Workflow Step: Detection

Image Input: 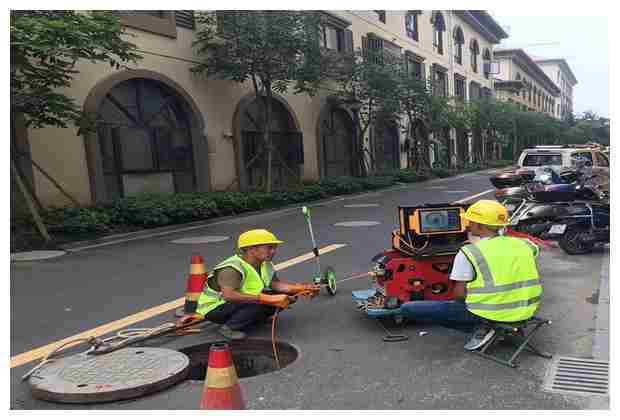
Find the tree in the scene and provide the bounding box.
[393,58,432,170]
[10,11,141,243]
[11,11,141,130]
[192,11,330,192]
[332,46,402,175]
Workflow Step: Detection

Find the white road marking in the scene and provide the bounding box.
[452,189,494,203]
[334,221,381,227]
[343,204,380,208]
[170,236,230,244]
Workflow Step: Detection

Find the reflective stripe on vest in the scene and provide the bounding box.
[463,244,542,294]
[195,255,274,316]
[462,236,542,322]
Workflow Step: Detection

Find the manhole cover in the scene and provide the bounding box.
[28,347,189,403]
[544,356,609,396]
[181,339,299,380]
[11,250,67,261]
[334,221,381,227]
[171,236,230,244]
[343,204,380,208]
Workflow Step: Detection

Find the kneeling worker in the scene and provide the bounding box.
[179,229,320,340]
[406,200,542,350]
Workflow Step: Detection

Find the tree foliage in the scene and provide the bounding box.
[10,11,141,131]
[192,10,331,191]
[331,47,402,175]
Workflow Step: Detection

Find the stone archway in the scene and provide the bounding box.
[232,94,303,191]
[317,103,356,178]
[82,70,209,203]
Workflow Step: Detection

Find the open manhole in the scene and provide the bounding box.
[180,339,299,380]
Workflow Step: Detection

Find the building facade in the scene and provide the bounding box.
[534,58,577,120]
[493,49,561,118]
[12,10,507,208]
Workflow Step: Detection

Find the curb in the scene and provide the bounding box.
[592,247,609,360]
[55,167,507,253]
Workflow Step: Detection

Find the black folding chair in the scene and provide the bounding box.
[472,316,553,368]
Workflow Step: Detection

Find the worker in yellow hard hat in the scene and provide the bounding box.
[403,200,542,350]
[178,229,320,340]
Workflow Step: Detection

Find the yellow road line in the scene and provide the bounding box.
[10,243,347,369]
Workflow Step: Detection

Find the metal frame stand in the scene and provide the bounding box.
[472,317,553,368]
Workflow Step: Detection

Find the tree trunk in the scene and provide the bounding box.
[11,157,51,242]
[15,151,81,207]
[262,88,273,193]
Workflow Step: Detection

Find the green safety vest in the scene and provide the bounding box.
[196,255,275,316]
[461,236,542,322]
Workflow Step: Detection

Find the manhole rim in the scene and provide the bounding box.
[180,338,303,382]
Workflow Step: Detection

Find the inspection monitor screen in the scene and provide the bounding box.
[418,208,461,233]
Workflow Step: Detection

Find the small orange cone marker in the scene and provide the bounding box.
[200,343,245,410]
[177,255,208,317]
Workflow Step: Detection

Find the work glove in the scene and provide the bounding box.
[288,283,321,297]
[176,313,204,328]
[259,293,292,309]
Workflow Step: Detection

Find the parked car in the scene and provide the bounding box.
[515,145,610,193]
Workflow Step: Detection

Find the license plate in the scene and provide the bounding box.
[548,224,566,235]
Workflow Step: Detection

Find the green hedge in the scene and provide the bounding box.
[11,163,512,251]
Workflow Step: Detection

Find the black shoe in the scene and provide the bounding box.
[219,325,246,340]
[464,327,495,351]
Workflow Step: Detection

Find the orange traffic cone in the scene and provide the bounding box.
[200,343,245,410]
[176,255,208,317]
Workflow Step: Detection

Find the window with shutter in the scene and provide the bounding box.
[116,10,177,38]
[405,11,421,41]
[175,11,195,29]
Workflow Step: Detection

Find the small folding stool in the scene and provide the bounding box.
[472,316,553,368]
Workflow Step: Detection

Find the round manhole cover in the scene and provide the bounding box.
[171,236,230,244]
[334,221,381,227]
[11,250,67,261]
[28,347,189,403]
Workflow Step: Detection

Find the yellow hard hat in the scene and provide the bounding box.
[238,229,284,249]
[462,200,510,226]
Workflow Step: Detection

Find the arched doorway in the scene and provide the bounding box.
[374,121,400,172]
[319,106,356,178]
[237,96,303,190]
[93,78,198,200]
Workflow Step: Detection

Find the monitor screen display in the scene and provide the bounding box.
[418,208,461,233]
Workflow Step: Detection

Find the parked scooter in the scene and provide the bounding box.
[507,199,609,255]
[497,166,606,206]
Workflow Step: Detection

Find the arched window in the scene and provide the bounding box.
[453,26,464,65]
[470,39,480,73]
[405,11,421,41]
[482,48,491,79]
[431,11,445,55]
[96,78,197,199]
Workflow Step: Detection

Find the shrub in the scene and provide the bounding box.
[44,207,113,234]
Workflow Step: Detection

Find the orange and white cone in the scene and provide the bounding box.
[176,255,208,317]
[200,343,245,410]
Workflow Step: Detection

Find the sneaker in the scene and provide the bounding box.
[464,327,495,351]
[219,325,246,340]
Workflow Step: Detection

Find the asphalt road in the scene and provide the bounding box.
[10,169,609,410]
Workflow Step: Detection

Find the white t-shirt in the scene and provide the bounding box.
[449,236,493,282]
[449,250,475,282]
